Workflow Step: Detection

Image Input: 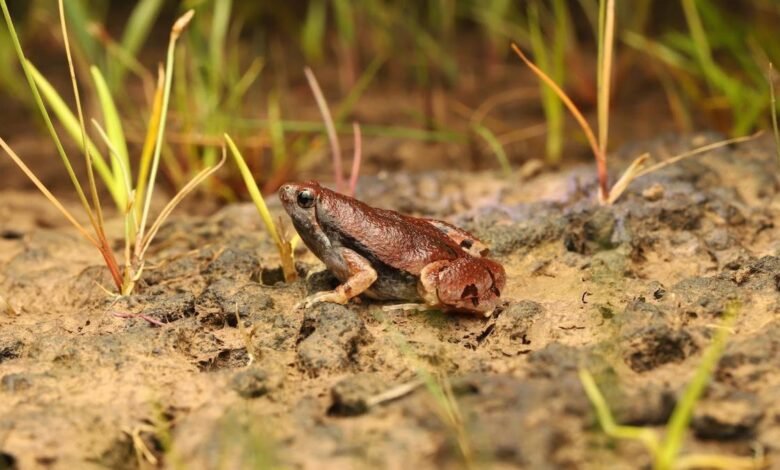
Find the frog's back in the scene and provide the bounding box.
[316,188,463,275]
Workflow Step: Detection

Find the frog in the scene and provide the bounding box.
[278,181,506,316]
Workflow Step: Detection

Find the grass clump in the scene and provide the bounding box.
[0,2,222,296]
[580,302,767,470]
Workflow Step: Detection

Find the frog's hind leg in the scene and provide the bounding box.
[419,257,505,316]
[301,248,377,308]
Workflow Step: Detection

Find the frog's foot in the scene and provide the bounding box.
[297,248,378,309]
[381,303,430,312]
[419,256,506,316]
[297,290,351,309]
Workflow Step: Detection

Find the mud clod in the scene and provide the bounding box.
[141,291,196,323]
[667,275,739,319]
[297,303,372,376]
[0,452,18,470]
[0,334,22,363]
[196,280,274,326]
[305,269,340,295]
[231,367,272,398]
[203,247,261,281]
[623,324,697,373]
[692,392,763,440]
[328,373,388,416]
[492,300,544,354]
[198,348,250,372]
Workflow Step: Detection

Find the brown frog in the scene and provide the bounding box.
[279,181,506,316]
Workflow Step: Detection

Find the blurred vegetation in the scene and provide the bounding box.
[0,0,778,198]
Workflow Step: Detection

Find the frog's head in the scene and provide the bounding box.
[279,181,329,249]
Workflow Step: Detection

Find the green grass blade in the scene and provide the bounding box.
[225,133,296,282]
[91,66,131,194]
[114,0,165,89]
[656,302,739,469]
[579,369,660,454]
[26,62,121,207]
[335,54,386,123]
[528,2,564,163]
[210,0,232,92]
[473,124,511,176]
[302,0,327,63]
[268,91,287,172]
[224,133,281,248]
[333,0,355,44]
[62,0,100,64]
[0,0,96,216]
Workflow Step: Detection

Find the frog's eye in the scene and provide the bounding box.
[296,189,316,208]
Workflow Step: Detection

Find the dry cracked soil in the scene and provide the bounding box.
[1,133,780,469]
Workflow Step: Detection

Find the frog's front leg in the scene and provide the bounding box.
[302,248,378,308]
[418,256,506,316]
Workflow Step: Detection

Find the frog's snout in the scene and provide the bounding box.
[278,183,296,206]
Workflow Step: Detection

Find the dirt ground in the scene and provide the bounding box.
[1,132,779,469]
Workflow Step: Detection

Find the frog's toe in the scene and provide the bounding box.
[299,290,350,309]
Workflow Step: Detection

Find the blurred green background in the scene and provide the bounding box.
[1,0,778,199]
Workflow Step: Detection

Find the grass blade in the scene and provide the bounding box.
[209,0,232,92]
[606,153,649,205]
[26,63,119,205]
[135,67,165,223]
[115,0,164,88]
[528,2,565,163]
[224,134,296,282]
[579,368,660,454]
[0,139,97,246]
[301,0,327,63]
[224,134,280,248]
[137,10,194,250]
[348,122,362,196]
[268,91,287,172]
[91,66,131,195]
[473,124,511,176]
[139,152,226,259]
[59,0,107,234]
[0,0,98,217]
[634,133,761,179]
[511,43,609,201]
[58,0,123,292]
[597,0,615,157]
[655,302,739,468]
[304,67,344,192]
